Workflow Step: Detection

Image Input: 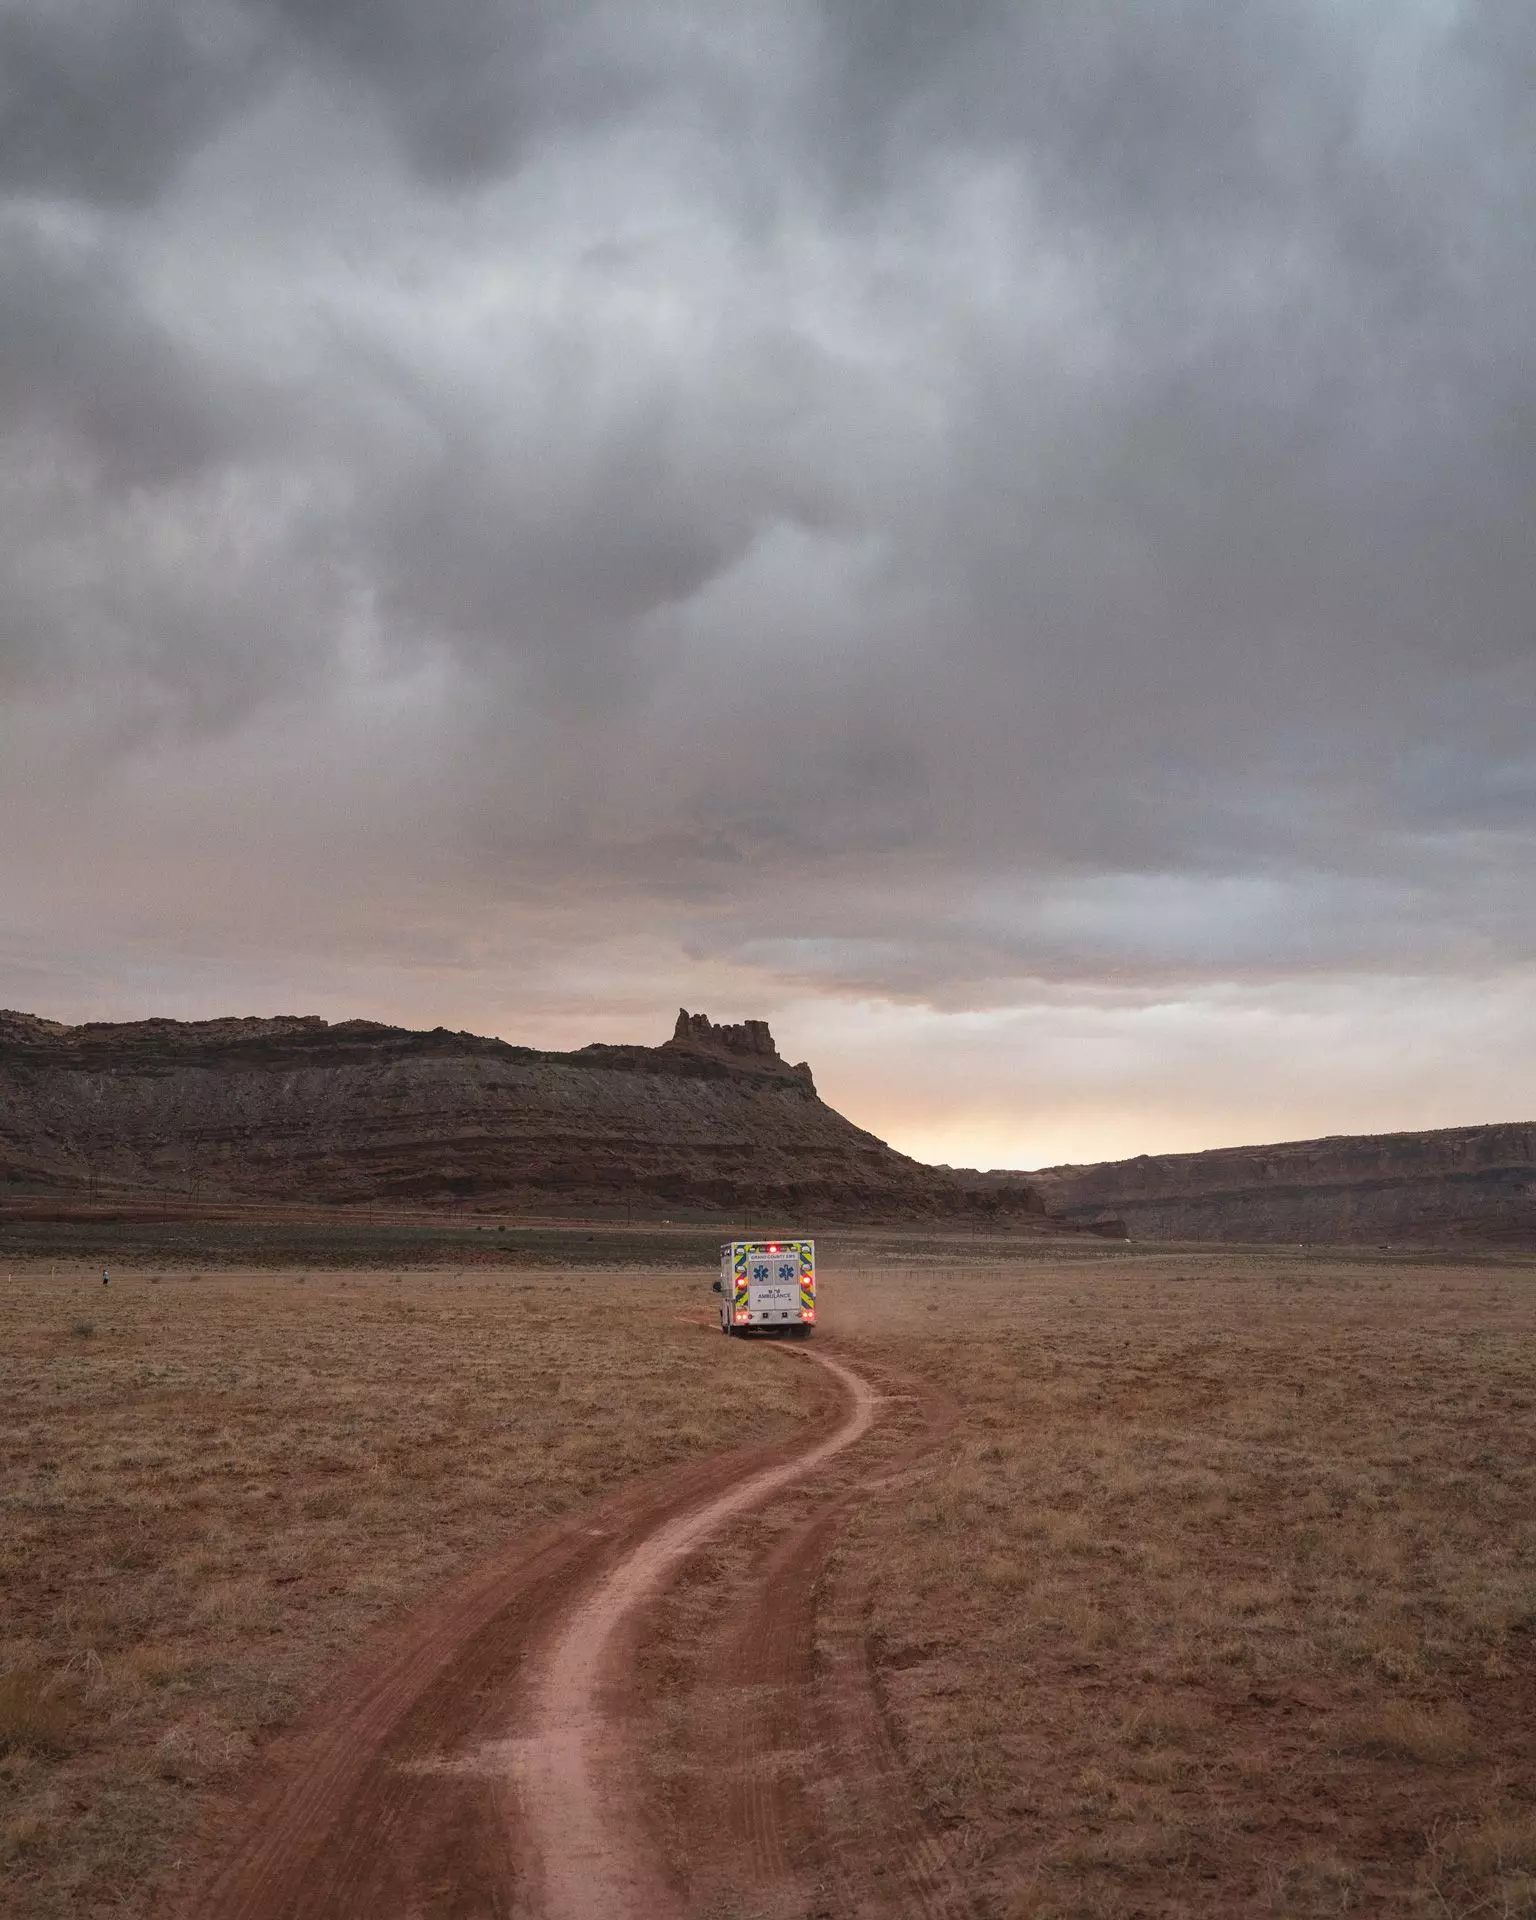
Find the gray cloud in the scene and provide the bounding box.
[0,0,270,204]
[0,217,241,483]
[814,0,1346,222]
[263,0,561,181]
[3,0,1535,1157]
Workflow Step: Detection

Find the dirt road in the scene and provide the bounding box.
[184,1339,965,1920]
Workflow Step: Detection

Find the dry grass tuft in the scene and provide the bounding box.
[0,1669,77,1757]
[1331,1699,1478,1766]
[1,1813,56,1869]
[1443,1809,1536,1877]
[153,1715,255,1785]
[1258,1850,1360,1916]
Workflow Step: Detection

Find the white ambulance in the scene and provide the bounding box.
[715,1239,815,1334]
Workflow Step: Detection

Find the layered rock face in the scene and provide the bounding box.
[1028,1123,1536,1246]
[0,1006,1051,1221]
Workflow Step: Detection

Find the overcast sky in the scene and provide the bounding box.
[4,0,1535,1168]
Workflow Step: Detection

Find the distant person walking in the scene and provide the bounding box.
[102,1269,110,1286]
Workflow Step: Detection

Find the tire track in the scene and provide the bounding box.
[510,1350,878,1920]
[635,1358,974,1920]
[178,1345,882,1920]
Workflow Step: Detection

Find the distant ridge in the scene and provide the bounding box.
[1025,1121,1536,1247]
[0,1006,1055,1224]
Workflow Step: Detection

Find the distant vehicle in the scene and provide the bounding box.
[713,1239,815,1335]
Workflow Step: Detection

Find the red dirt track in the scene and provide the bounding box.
[183,1339,966,1920]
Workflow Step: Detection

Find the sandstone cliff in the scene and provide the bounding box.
[0,1006,1051,1222]
[1027,1122,1536,1246]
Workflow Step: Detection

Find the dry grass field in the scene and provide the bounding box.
[823,1251,1536,1918]
[5,1232,1534,1919]
[0,1258,818,1919]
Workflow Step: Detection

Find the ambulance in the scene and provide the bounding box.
[715,1239,815,1334]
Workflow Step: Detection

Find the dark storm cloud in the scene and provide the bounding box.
[815,0,1344,223]
[0,0,636,209]
[4,0,1536,1100]
[0,0,269,205]
[0,217,239,484]
[264,0,561,181]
